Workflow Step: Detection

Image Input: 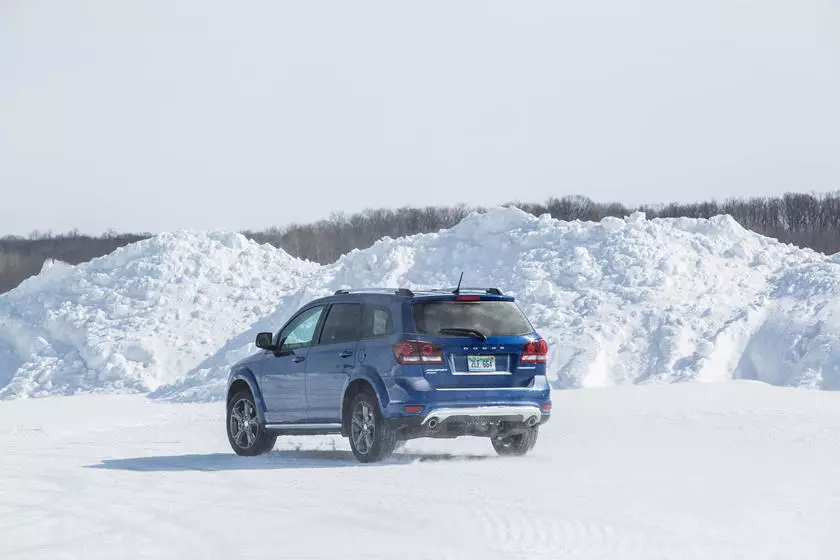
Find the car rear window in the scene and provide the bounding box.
[412,300,533,337]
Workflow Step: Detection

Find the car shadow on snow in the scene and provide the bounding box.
[86,449,496,472]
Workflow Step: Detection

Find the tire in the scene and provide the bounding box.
[347,391,397,463]
[227,390,277,456]
[491,426,539,456]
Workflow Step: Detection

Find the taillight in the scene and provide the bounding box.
[521,339,548,363]
[393,340,444,364]
[455,295,481,301]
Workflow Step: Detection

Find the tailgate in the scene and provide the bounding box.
[410,297,539,389]
[424,337,533,389]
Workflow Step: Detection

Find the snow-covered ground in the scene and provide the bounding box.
[0,231,319,398]
[2,382,839,560]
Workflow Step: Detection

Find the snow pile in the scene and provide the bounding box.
[156,207,831,402]
[736,259,840,390]
[0,231,320,398]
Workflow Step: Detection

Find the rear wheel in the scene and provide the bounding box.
[347,392,397,463]
[491,426,539,456]
[227,390,276,456]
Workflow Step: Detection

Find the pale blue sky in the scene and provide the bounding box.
[1,0,838,235]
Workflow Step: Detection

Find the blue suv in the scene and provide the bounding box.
[225,287,551,462]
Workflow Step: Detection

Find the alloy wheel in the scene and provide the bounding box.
[351,401,376,455]
[230,398,259,449]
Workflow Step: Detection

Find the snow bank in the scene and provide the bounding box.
[155,207,833,402]
[0,231,320,398]
[735,259,840,390]
[6,208,838,402]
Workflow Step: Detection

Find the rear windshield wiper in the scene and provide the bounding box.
[438,328,487,341]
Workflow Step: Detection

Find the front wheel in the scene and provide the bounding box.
[491,426,539,456]
[347,392,397,463]
[227,390,276,456]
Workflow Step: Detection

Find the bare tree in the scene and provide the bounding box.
[3,192,840,294]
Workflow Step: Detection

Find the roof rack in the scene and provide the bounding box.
[428,287,505,296]
[334,288,415,297]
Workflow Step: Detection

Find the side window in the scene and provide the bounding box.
[278,306,324,351]
[319,304,362,345]
[361,305,394,339]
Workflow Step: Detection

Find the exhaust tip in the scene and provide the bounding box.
[527,416,538,427]
[427,417,439,430]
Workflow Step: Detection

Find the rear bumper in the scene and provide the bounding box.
[386,404,550,440]
[379,374,551,440]
[381,375,552,419]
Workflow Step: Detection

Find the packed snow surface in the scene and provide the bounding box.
[0,231,319,398]
[2,382,839,559]
[156,207,840,402]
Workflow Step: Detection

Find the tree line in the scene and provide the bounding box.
[2,192,839,294]
[0,232,147,294]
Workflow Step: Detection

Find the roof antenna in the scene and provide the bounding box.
[454,271,464,294]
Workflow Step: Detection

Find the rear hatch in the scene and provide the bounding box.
[411,297,542,389]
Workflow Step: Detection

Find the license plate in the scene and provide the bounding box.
[467,355,496,372]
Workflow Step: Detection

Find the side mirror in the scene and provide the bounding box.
[255,332,275,350]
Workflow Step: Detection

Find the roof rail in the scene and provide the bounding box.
[428,287,505,295]
[333,288,415,297]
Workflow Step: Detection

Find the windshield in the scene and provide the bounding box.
[412,300,533,337]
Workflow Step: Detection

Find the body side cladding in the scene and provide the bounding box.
[227,366,267,424]
[342,368,390,410]
[338,368,391,435]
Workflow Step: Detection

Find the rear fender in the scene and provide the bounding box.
[342,367,390,412]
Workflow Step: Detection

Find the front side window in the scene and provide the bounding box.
[319,304,363,345]
[279,306,325,351]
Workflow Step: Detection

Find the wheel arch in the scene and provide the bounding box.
[227,367,266,424]
[340,372,389,436]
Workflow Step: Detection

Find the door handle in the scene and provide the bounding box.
[292,356,305,363]
[339,350,353,358]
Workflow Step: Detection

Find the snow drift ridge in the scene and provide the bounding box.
[3,208,840,401]
[154,207,840,402]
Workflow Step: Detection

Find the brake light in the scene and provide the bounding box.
[455,295,481,301]
[521,339,548,363]
[393,340,444,364]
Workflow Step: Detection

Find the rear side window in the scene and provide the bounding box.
[361,305,394,339]
[319,304,362,345]
[412,301,533,337]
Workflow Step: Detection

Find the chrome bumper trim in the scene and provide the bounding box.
[421,405,541,425]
